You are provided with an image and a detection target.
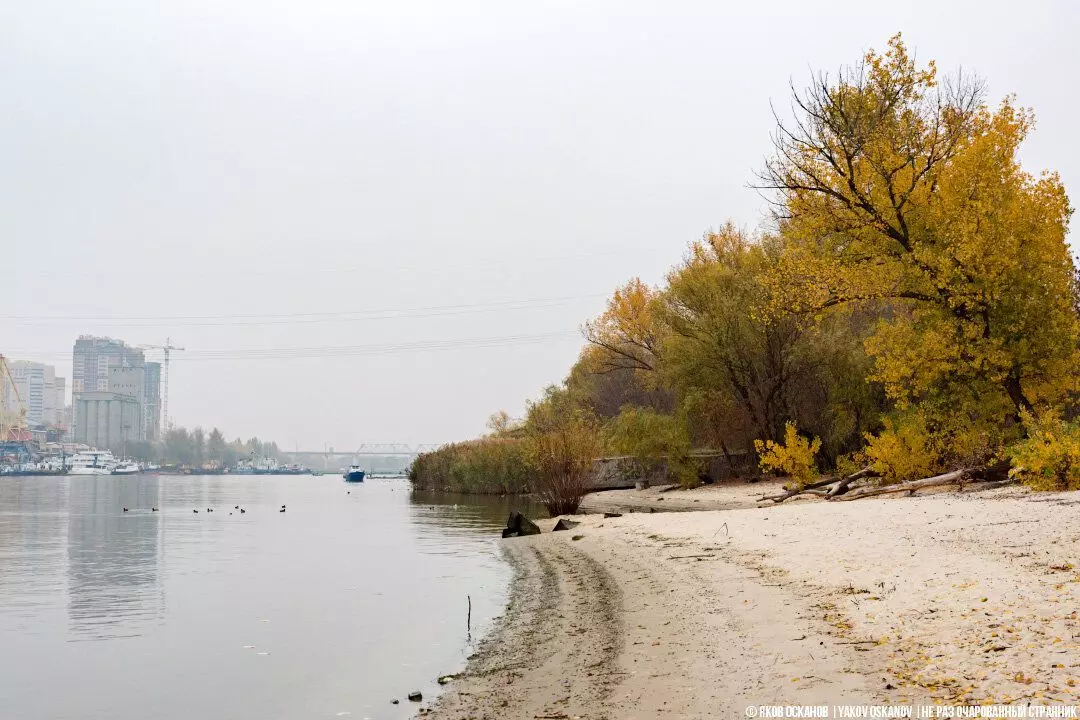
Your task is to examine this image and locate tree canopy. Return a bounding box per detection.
[413,34,1079,493]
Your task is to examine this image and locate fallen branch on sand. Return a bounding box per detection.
[760,463,1018,504]
[827,467,876,498]
[760,467,879,503]
[761,476,841,503]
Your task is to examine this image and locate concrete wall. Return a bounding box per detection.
[586,451,756,490]
[74,392,143,449]
[108,366,145,404]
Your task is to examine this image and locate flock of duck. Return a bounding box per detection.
[117,484,363,515]
[121,504,286,515]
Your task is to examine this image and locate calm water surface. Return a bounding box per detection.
[0,475,535,720]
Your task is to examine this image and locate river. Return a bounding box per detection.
[0,474,536,719]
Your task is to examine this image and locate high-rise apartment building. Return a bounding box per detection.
[54,376,70,440]
[143,362,161,440]
[72,336,159,442]
[9,361,59,426]
[55,376,66,410]
[72,336,144,394]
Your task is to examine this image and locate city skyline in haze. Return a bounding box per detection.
[5,1,1077,448]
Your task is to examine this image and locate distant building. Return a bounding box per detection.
[143,362,161,440]
[73,336,161,442]
[74,392,143,451]
[108,365,145,405]
[9,361,59,426]
[72,336,144,394]
[54,404,74,442]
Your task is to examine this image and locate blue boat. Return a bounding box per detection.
[343,465,366,482]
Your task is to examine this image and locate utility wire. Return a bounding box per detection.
[3,293,607,326]
[4,330,584,362]
[9,246,656,280]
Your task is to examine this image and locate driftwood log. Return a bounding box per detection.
[826,467,876,497]
[763,475,842,503]
[760,463,1018,504]
[832,468,971,501]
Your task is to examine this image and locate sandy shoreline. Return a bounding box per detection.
[426,483,1080,719]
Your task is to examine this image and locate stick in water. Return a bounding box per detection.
[467,594,471,633]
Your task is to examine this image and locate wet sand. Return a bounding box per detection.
[427,483,1080,719]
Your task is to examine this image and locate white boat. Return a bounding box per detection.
[68,450,117,475]
[112,461,140,475]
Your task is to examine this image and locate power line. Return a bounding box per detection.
[3,330,585,363]
[156,332,584,360]
[2,293,607,327]
[8,246,657,280]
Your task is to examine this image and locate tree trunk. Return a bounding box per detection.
[1004,372,1034,416]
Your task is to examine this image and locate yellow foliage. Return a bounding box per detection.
[863,413,939,483]
[437,36,1080,502]
[583,278,666,379]
[863,409,1001,483]
[761,33,1080,435]
[754,422,821,487]
[1007,411,1080,491]
[834,451,865,480]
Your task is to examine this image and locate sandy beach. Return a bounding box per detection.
[427,483,1080,719]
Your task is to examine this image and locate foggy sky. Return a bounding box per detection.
[4,1,1077,449]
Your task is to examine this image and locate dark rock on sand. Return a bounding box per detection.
[502,511,540,538]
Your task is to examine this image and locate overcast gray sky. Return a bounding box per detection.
[4,1,1077,449]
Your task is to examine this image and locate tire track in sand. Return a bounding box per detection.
[428,536,622,720]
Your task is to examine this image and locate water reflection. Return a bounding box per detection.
[408,489,547,532]
[0,475,517,720]
[66,476,164,640]
[0,478,69,618]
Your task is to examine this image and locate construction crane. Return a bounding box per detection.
[0,354,27,441]
[138,338,185,432]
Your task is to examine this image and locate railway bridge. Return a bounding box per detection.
[279,443,440,474]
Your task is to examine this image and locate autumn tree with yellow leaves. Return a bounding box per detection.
[413,35,1079,497]
[759,34,1079,448]
[582,278,666,376]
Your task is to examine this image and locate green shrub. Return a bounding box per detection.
[524,401,603,515]
[606,407,697,487]
[409,437,535,494]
